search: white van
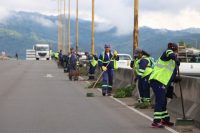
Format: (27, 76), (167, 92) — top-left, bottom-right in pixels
(34, 44), (51, 60)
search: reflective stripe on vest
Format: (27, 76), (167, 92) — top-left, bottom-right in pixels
(101, 52), (111, 63)
(149, 58), (175, 86)
(99, 52), (112, 64)
(100, 52), (118, 69)
(141, 57), (153, 78)
(166, 50), (173, 57)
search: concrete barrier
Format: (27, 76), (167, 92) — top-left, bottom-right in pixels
(169, 76), (200, 128)
(113, 68), (200, 128)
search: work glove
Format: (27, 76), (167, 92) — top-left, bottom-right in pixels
(102, 66), (107, 71)
(114, 50), (118, 56)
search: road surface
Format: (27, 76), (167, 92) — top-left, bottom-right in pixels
(0, 60), (173, 133)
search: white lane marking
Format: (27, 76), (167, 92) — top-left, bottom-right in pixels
(97, 89), (179, 133)
(45, 74), (54, 78)
(81, 76), (179, 133)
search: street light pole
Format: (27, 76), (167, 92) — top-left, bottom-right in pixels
(57, 0), (62, 51)
(68, 0), (71, 53)
(133, 0), (139, 53)
(76, 0), (79, 54)
(91, 0), (95, 55)
(63, 0), (67, 54)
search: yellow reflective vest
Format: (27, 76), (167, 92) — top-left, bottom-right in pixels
(139, 56), (153, 78)
(149, 58), (175, 85)
(91, 57), (98, 67)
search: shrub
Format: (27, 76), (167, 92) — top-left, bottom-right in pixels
(113, 85), (135, 98)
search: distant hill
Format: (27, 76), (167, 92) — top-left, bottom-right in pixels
(0, 11), (200, 59)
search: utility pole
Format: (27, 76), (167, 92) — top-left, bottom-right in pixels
(57, 0), (62, 51)
(133, 0), (139, 52)
(91, 0), (95, 55)
(63, 0), (67, 54)
(68, 0), (71, 53)
(76, 0), (79, 54)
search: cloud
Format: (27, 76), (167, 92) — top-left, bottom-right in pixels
(140, 8), (200, 30)
(0, 6), (11, 23)
(1, 0), (200, 35)
(30, 16), (55, 27)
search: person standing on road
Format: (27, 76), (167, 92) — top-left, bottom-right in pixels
(132, 48), (144, 102)
(88, 54), (98, 80)
(98, 44), (119, 96)
(149, 43), (180, 128)
(68, 48), (78, 81)
(15, 53), (18, 60)
(137, 50), (154, 104)
(59, 50), (63, 66)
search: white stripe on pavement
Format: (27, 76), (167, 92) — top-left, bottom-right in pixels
(97, 88), (179, 133)
(81, 76), (179, 133)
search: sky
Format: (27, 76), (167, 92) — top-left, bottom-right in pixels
(0, 0), (200, 35)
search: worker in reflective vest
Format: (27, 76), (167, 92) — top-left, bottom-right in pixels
(98, 44), (119, 96)
(88, 54), (98, 80)
(137, 50), (154, 104)
(149, 43), (180, 128)
(133, 48), (144, 102)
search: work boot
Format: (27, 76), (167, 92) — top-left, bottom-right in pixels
(162, 121), (174, 127)
(137, 98), (143, 103)
(151, 123), (164, 128)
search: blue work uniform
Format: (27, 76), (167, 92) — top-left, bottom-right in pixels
(68, 53), (78, 80)
(59, 52), (63, 66)
(150, 49), (178, 123)
(88, 55), (98, 80)
(98, 52), (119, 95)
(63, 55), (69, 72)
(69, 53), (77, 70)
(137, 56), (153, 102)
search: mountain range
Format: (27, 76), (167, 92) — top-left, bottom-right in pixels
(0, 11), (200, 59)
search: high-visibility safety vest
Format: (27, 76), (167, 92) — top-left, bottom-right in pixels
(134, 58), (140, 75)
(91, 57), (98, 67)
(149, 57), (175, 86)
(101, 52), (118, 70)
(113, 60), (118, 70)
(139, 56), (153, 78)
(54, 52), (59, 59)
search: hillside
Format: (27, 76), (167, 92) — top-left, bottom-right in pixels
(0, 11), (200, 59)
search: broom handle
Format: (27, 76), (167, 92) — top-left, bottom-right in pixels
(92, 56), (114, 89)
(177, 67), (186, 119)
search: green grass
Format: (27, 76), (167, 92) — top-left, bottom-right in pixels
(113, 85), (135, 98)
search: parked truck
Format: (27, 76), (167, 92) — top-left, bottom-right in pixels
(34, 44), (51, 60)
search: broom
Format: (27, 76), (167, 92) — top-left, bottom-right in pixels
(175, 67), (194, 126)
(86, 55), (114, 97)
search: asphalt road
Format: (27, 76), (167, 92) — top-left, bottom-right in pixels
(0, 60), (172, 133)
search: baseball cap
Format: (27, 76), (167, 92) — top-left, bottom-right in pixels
(134, 48), (142, 56)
